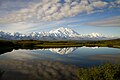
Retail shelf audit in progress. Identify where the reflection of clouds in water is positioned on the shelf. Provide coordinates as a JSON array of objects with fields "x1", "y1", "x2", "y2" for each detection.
[
  {"x1": 0, "y1": 50, "x2": 36, "y2": 60},
  {"x1": 90, "y1": 54, "x2": 120, "y2": 62},
  {"x1": 0, "y1": 60, "x2": 78, "y2": 80}
]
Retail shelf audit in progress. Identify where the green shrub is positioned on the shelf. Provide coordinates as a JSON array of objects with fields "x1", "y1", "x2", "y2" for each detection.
[{"x1": 77, "y1": 63, "x2": 120, "y2": 80}]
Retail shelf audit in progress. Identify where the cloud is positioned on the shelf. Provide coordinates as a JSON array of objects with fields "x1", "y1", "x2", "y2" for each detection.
[
  {"x1": 116, "y1": 0, "x2": 120, "y2": 4},
  {"x1": 0, "y1": 0, "x2": 111, "y2": 23},
  {"x1": 0, "y1": 18, "x2": 81, "y2": 33},
  {"x1": 0, "y1": 22, "x2": 37, "y2": 33},
  {"x1": 91, "y1": 1, "x2": 108, "y2": 8},
  {"x1": 85, "y1": 16, "x2": 120, "y2": 27}
]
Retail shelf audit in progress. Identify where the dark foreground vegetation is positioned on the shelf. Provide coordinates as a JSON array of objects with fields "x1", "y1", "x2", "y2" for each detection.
[
  {"x1": 77, "y1": 63, "x2": 120, "y2": 80},
  {"x1": 0, "y1": 40, "x2": 14, "y2": 54},
  {"x1": 0, "y1": 71, "x2": 4, "y2": 80}
]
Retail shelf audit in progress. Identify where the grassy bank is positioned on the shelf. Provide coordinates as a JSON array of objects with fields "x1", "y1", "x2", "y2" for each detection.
[
  {"x1": 77, "y1": 63, "x2": 120, "y2": 80},
  {"x1": 14, "y1": 39, "x2": 120, "y2": 48},
  {"x1": 0, "y1": 39, "x2": 120, "y2": 49}
]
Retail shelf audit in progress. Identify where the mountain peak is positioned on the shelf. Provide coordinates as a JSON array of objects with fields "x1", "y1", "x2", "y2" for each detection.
[
  {"x1": 57, "y1": 27, "x2": 66, "y2": 30},
  {"x1": 89, "y1": 33, "x2": 103, "y2": 37},
  {"x1": 56, "y1": 27, "x2": 72, "y2": 31},
  {"x1": 49, "y1": 27, "x2": 79, "y2": 36}
]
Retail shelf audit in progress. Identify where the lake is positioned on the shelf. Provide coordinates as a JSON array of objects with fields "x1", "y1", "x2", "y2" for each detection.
[{"x1": 0, "y1": 47, "x2": 120, "y2": 80}]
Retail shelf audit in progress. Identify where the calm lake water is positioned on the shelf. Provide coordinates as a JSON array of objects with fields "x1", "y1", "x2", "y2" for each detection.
[
  {"x1": 0, "y1": 47, "x2": 120, "y2": 66},
  {"x1": 0, "y1": 47, "x2": 120, "y2": 80}
]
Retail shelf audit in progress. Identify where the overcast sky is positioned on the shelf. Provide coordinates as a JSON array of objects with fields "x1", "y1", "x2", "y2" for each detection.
[{"x1": 0, "y1": 0, "x2": 120, "y2": 37}]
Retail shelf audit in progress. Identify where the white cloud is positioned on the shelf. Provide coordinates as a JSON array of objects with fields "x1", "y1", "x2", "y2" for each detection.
[
  {"x1": 85, "y1": 16, "x2": 120, "y2": 27},
  {"x1": 91, "y1": 1, "x2": 108, "y2": 8},
  {"x1": 0, "y1": 22, "x2": 37, "y2": 33},
  {"x1": 0, "y1": 0, "x2": 114, "y2": 23},
  {"x1": 116, "y1": 0, "x2": 120, "y2": 4}
]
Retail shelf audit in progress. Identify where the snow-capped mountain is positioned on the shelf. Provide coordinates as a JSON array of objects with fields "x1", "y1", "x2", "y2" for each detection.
[
  {"x1": 0, "y1": 27, "x2": 117, "y2": 40},
  {"x1": 49, "y1": 27, "x2": 79, "y2": 37}
]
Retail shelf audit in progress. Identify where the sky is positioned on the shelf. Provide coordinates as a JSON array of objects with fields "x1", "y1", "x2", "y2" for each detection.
[{"x1": 0, "y1": 0, "x2": 120, "y2": 37}]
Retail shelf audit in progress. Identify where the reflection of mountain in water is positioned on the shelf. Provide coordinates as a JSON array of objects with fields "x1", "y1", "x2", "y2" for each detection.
[
  {"x1": 91, "y1": 47, "x2": 99, "y2": 49},
  {"x1": 49, "y1": 47, "x2": 78, "y2": 55}
]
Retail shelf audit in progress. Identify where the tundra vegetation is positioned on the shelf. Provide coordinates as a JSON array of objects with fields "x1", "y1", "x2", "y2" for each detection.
[
  {"x1": 77, "y1": 63, "x2": 120, "y2": 80},
  {"x1": 0, "y1": 39, "x2": 120, "y2": 49}
]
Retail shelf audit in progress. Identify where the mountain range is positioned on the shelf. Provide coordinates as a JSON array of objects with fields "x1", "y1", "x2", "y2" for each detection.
[{"x1": 0, "y1": 27, "x2": 117, "y2": 40}]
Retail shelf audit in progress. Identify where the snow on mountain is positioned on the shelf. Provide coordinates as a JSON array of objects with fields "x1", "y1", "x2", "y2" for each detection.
[
  {"x1": 49, "y1": 27, "x2": 79, "y2": 37},
  {"x1": 89, "y1": 33, "x2": 103, "y2": 37},
  {"x1": 0, "y1": 27, "x2": 116, "y2": 40}
]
